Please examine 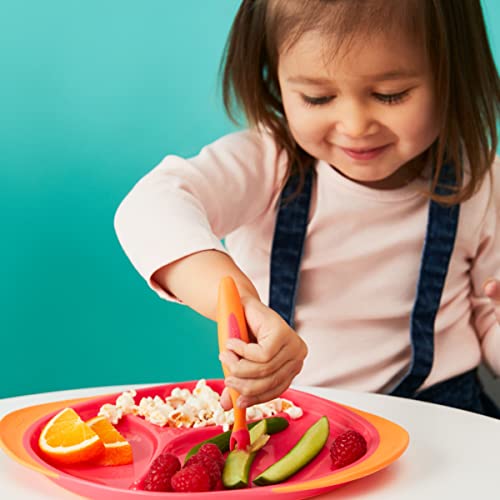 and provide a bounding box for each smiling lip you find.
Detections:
[340,145,389,161]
